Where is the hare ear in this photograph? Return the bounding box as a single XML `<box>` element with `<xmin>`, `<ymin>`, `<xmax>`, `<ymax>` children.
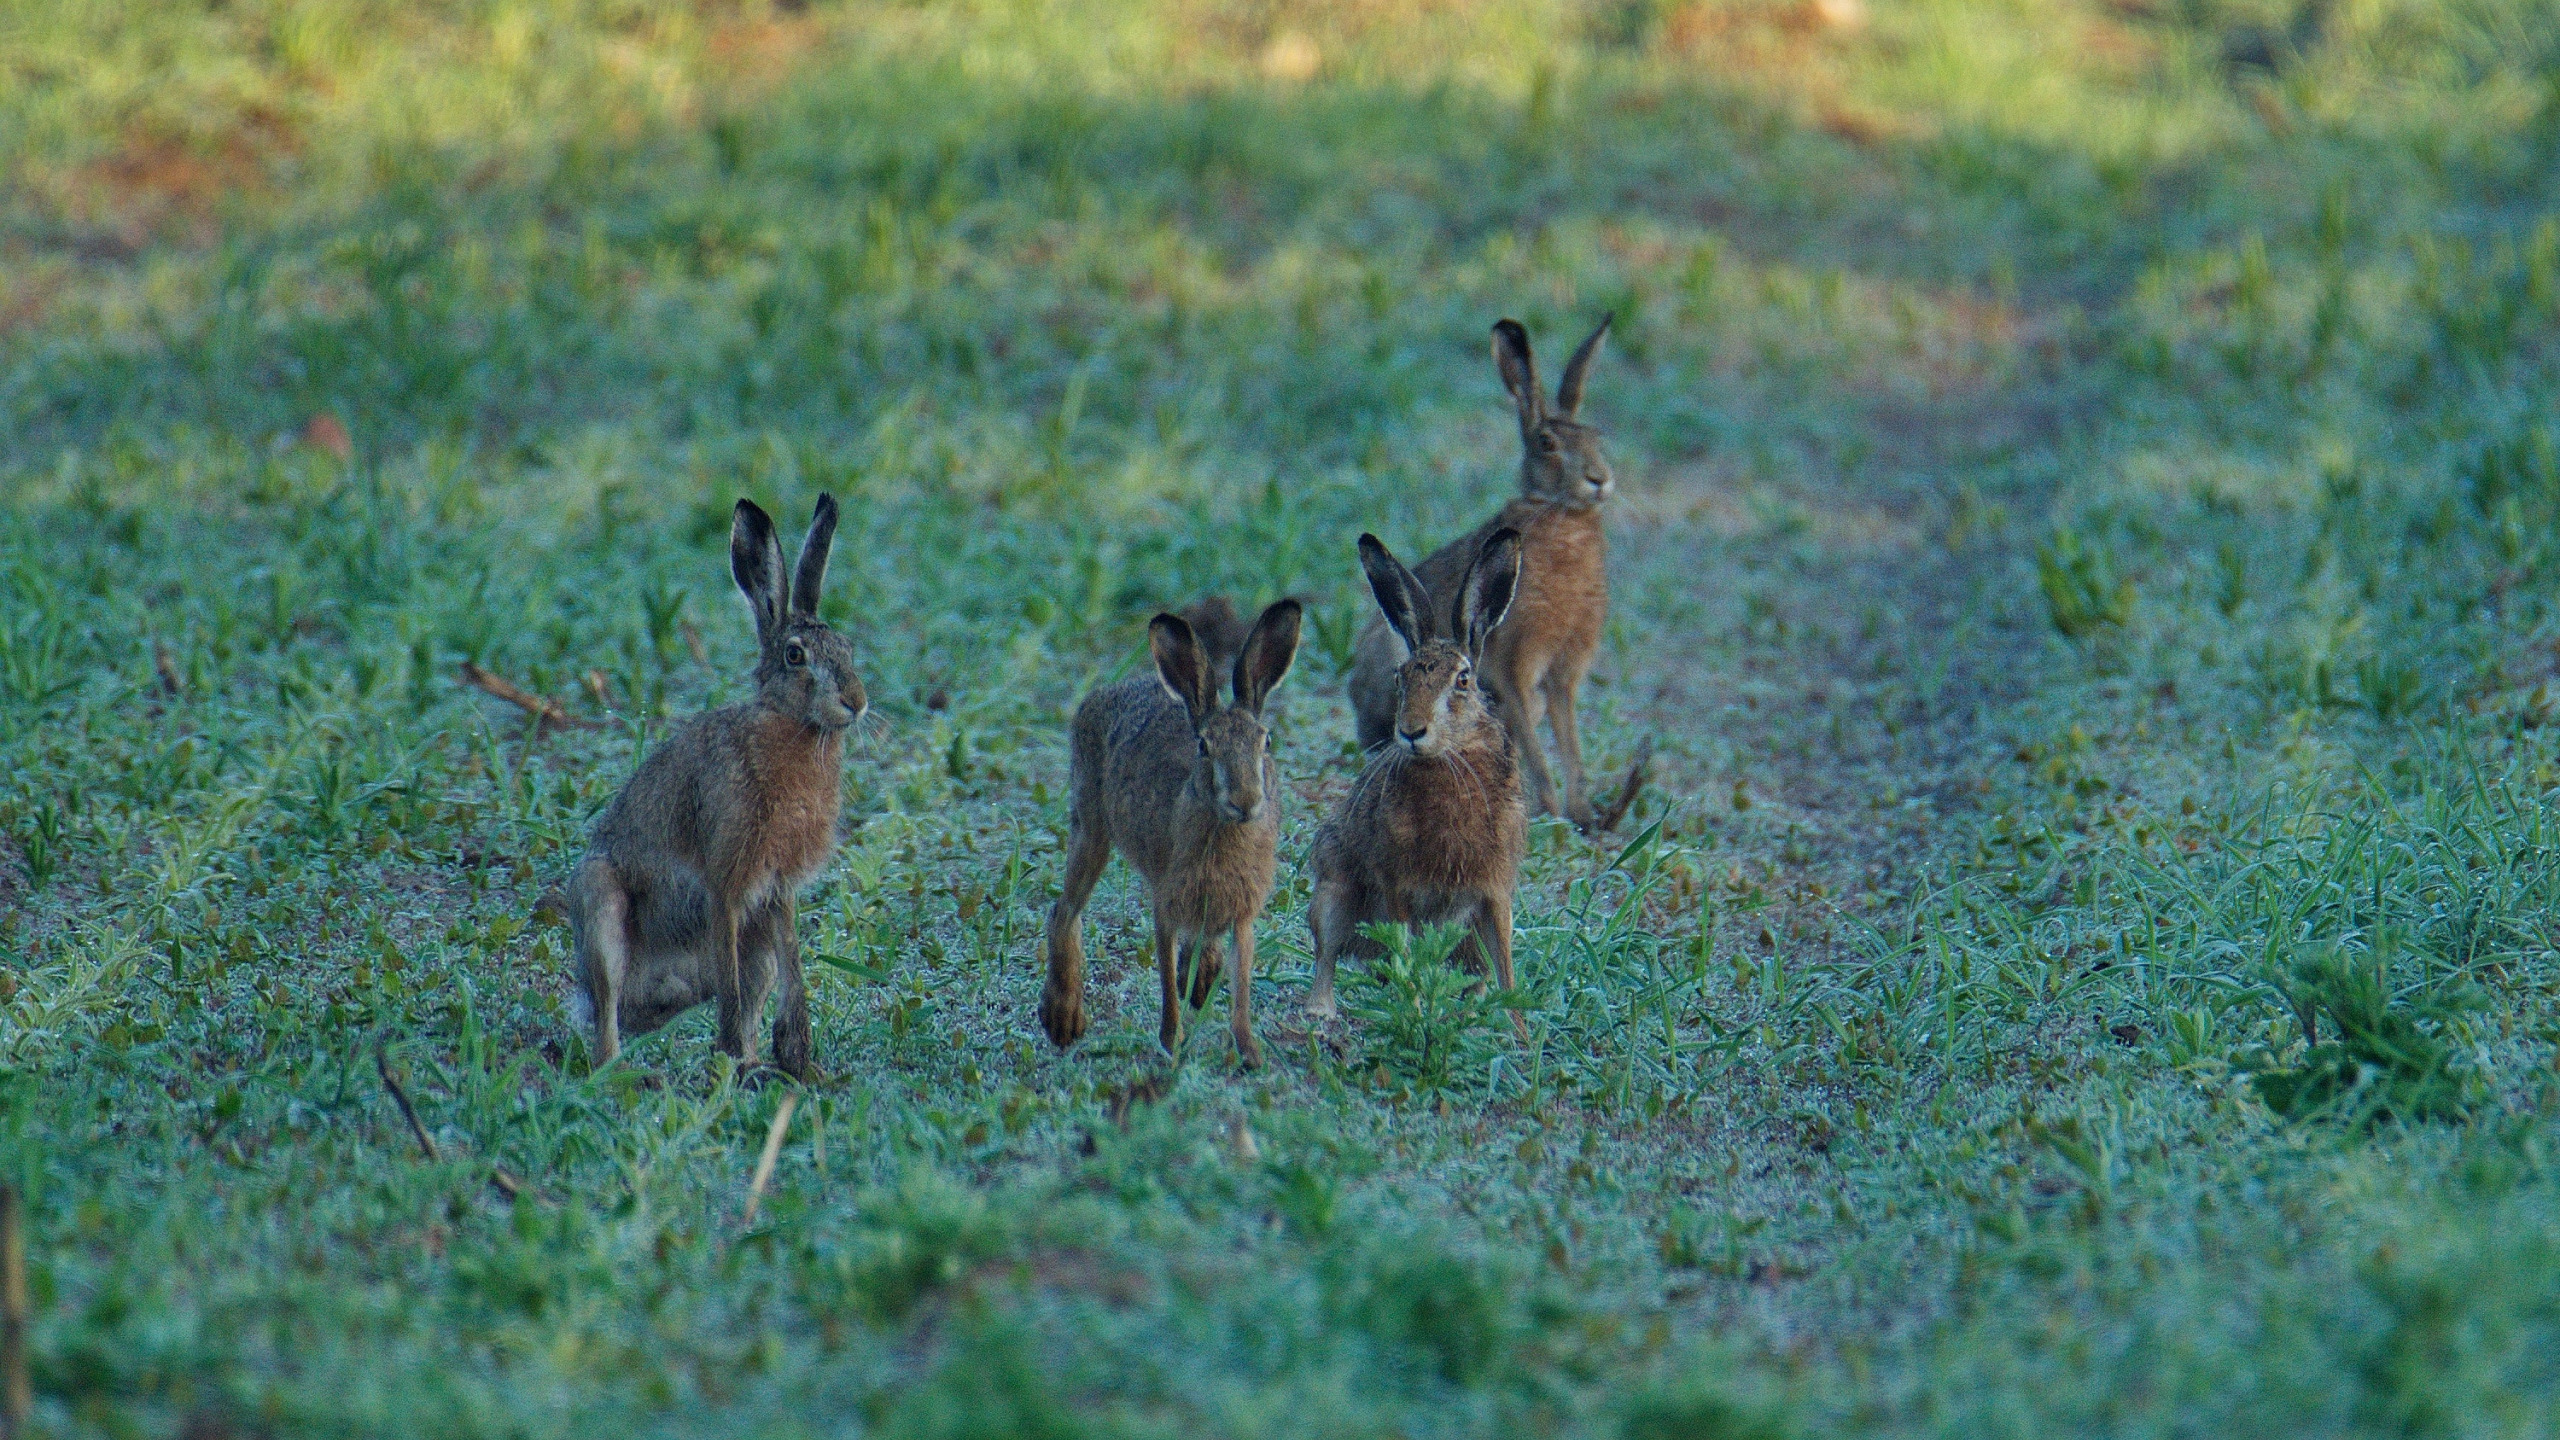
<box><xmin>1358</xmin><ymin>534</ymin><xmax>1432</xmax><ymax>652</ymax></box>
<box><xmin>1233</xmin><ymin>599</ymin><xmax>1302</xmax><ymax>717</ymax></box>
<box><xmin>1149</xmin><ymin>614</ymin><xmax>1213</xmax><ymax>727</ymax></box>
<box><xmin>792</xmin><ymin>494</ymin><xmax>838</xmax><ymax>618</ymax></box>
<box><xmin>730</xmin><ymin>499</ymin><xmax>788</xmax><ymax>645</ymax></box>
<box><xmin>1556</xmin><ymin>312</ymin><xmax>1611</xmax><ymax>418</ymax></box>
<box><xmin>1492</xmin><ymin>319</ymin><xmax>1542</xmax><ymax>439</ymax></box>
<box><xmin>1459</xmin><ymin>528</ymin><xmax>1522</xmax><ymax>658</ymax></box>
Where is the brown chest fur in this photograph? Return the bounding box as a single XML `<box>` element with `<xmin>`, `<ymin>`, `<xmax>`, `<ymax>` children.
<box><xmin>736</xmin><ymin>714</ymin><xmax>844</xmax><ymax>894</ymax></box>
<box><xmin>1328</xmin><ymin>733</ymin><xmax>1524</xmax><ymax>899</ymax></box>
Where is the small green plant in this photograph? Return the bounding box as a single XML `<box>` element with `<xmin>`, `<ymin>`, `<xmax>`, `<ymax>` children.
<box><xmin>2462</xmin><ymin>425</ymin><xmax>2560</xmax><ymax>515</ymax></box>
<box><xmin>2244</xmin><ymin>939</ymin><xmax>2487</xmax><ymax>1128</ymax></box>
<box><xmin>2353</xmin><ymin>653</ymin><xmax>2432</xmax><ymax>720</ymax></box>
<box><xmin>1346</xmin><ymin>922</ymin><xmax>1514</xmax><ymax>1095</ymax></box>
<box><xmin>2036</xmin><ymin>527</ymin><xmax>2135</xmax><ymax>639</ymax></box>
<box><xmin>797</xmin><ymin>1169</ymin><xmax>1009</xmax><ymax>1324</ymax></box>
<box><xmin>2215</xmin><ymin>540</ymin><xmax>2250</xmax><ymax>616</ymax></box>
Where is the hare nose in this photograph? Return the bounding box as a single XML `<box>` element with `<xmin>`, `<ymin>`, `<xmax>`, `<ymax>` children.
<box><xmin>1397</xmin><ymin>726</ymin><xmax>1427</xmax><ymax>744</ymax></box>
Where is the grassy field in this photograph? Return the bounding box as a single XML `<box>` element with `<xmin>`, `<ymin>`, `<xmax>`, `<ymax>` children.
<box><xmin>6</xmin><ymin>0</ymin><xmax>2560</xmax><ymax>1433</ymax></box>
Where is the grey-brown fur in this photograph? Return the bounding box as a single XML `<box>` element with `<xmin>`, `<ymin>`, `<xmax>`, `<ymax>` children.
<box><xmin>1178</xmin><ymin>596</ymin><xmax>1254</xmax><ymax>675</ymax></box>
<box><xmin>1310</xmin><ymin>530</ymin><xmax>1525</xmax><ymax>1019</ymax></box>
<box><xmin>1348</xmin><ymin>314</ymin><xmax>1616</xmax><ymax>829</ymax></box>
<box><xmin>566</xmin><ymin>497</ymin><xmax>865</xmax><ymax>1081</ymax></box>
<box><xmin>1041</xmin><ymin>599</ymin><xmax>1302</xmax><ymax>1068</ymax></box>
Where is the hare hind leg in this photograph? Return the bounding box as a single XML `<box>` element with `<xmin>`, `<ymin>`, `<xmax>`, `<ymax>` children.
<box><xmin>1308</xmin><ymin>872</ymin><xmax>1366</xmax><ymax>1021</ymax></box>
<box><xmin>569</xmin><ymin>859</ymin><xmax>632</xmax><ymax>1068</ymax></box>
<box><xmin>1041</xmin><ymin>809</ymin><xmax>1111</xmax><ymax>1049</ymax></box>
<box><xmin>1492</xmin><ymin>674</ymin><xmax>1565</xmax><ymax>822</ymax></box>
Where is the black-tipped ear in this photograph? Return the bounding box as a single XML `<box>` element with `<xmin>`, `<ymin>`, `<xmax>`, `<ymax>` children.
<box><xmin>1357</xmin><ymin>534</ymin><xmax>1432</xmax><ymax>652</ymax></box>
<box><xmin>1492</xmin><ymin>319</ymin><xmax>1541</xmax><ymax>438</ymax></box>
<box><xmin>1149</xmin><ymin>613</ymin><xmax>1213</xmax><ymax>726</ymax></box>
<box><xmin>1556</xmin><ymin>312</ymin><xmax>1611</xmax><ymax>418</ymax></box>
<box><xmin>1459</xmin><ymin>528</ymin><xmax>1522</xmax><ymax>658</ymax></box>
<box><xmin>792</xmin><ymin>494</ymin><xmax>838</xmax><ymax>617</ymax></box>
<box><xmin>1233</xmin><ymin>599</ymin><xmax>1302</xmax><ymax>716</ymax></box>
<box><xmin>731</xmin><ymin>499</ymin><xmax>787</xmax><ymax>645</ymax></box>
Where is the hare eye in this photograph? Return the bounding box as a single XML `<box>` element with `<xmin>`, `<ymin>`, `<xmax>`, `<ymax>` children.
<box><xmin>1539</xmin><ymin>433</ymin><xmax>1562</xmax><ymax>454</ymax></box>
<box><xmin>1454</xmin><ymin>670</ymin><xmax>1472</xmax><ymax>692</ymax></box>
<box><xmin>785</xmin><ymin>642</ymin><xmax>807</xmax><ymax>667</ymax></box>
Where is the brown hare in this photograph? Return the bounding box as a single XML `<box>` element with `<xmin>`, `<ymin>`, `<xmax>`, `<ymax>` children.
<box><xmin>1040</xmin><ymin>599</ymin><xmax>1303</xmax><ymax>1069</ymax></box>
<box><xmin>1348</xmin><ymin>314</ymin><xmax>1619</xmax><ymax>830</ymax></box>
<box><xmin>1309</xmin><ymin>530</ymin><xmax>1525</xmax><ymax>1020</ymax></box>
<box><xmin>565</xmin><ymin>497</ymin><xmax>864</xmax><ymax>1081</ymax></box>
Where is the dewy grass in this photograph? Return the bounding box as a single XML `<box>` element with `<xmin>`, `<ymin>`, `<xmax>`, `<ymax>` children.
<box><xmin>4</xmin><ymin>0</ymin><xmax>2560</xmax><ymax>1434</ymax></box>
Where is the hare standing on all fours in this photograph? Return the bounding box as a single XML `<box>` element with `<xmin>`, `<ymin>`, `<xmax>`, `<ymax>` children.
<box><xmin>565</xmin><ymin>496</ymin><xmax>865</xmax><ymax>1082</ymax></box>
<box><xmin>1309</xmin><ymin>529</ymin><xmax>1525</xmax><ymax>1021</ymax></box>
<box><xmin>1040</xmin><ymin>598</ymin><xmax>1303</xmax><ymax>1069</ymax></box>
<box><xmin>1347</xmin><ymin>314</ymin><xmax>1628</xmax><ymax>832</ymax></box>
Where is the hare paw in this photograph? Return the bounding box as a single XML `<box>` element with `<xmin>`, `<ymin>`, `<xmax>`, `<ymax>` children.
<box><xmin>1039</xmin><ymin>985</ymin><xmax>1087</xmax><ymax>1050</ymax></box>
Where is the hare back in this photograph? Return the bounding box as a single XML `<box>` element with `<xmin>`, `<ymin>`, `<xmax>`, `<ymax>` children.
<box><xmin>589</xmin><ymin>701</ymin><xmax>845</xmax><ymax>903</ymax></box>
<box><xmin>1075</xmin><ymin>675</ymin><xmax>1280</xmax><ymax>933</ymax></box>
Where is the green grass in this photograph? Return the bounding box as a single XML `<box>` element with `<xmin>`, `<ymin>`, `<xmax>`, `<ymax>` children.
<box><xmin>6</xmin><ymin>0</ymin><xmax>2560</xmax><ymax>1433</ymax></box>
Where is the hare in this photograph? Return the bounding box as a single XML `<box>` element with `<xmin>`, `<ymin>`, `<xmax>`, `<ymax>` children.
<box><xmin>1348</xmin><ymin>314</ymin><xmax>1619</xmax><ymax>830</ymax></box>
<box><xmin>565</xmin><ymin>497</ymin><xmax>865</xmax><ymax>1081</ymax></box>
<box><xmin>1040</xmin><ymin>599</ymin><xmax>1303</xmax><ymax>1068</ymax></box>
<box><xmin>1309</xmin><ymin>530</ymin><xmax>1525</xmax><ymax>1020</ymax></box>
<box><xmin>1178</xmin><ymin>596</ymin><xmax>1254</xmax><ymax>675</ymax></box>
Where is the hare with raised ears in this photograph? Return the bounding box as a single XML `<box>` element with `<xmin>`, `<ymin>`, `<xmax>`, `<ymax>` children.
<box><xmin>565</xmin><ymin>497</ymin><xmax>865</xmax><ymax>1081</ymax></box>
<box><xmin>1040</xmin><ymin>599</ymin><xmax>1302</xmax><ymax>1069</ymax></box>
<box><xmin>1348</xmin><ymin>314</ymin><xmax>1620</xmax><ymax>830</ymax></box>
<box><xmin>1310</xmin><ymin>530</ymin><xmax>1525</xmax><ymax>1020</ymax></box>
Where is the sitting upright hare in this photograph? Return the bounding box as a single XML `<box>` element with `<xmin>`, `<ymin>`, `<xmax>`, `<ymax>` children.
<box><xmin>1348</xmin><ymin>315</ymin><xmax>1624</xmax><ymax>830</ymax></box>
<box><xmin>1041</xmin><ymin>599</ymin><xmax>1302</xmax><ymax>1068</ymax></box>
<box><xmin>566</xmin><ymin>497</ymin><xmax>864</xmax><ymax>1081</ymax></box>
<box><xmin>1309</xmin><ymin>530</ymin><xmax>1524</xmax><ymax>1020</ymax></box>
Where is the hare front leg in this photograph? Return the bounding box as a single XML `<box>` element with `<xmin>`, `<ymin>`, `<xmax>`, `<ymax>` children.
<box><xmin>569</xmin><ymin>860</ymin><xmax>629</xmax><ymax>1069</ymax></box>
<box><xmin>765</xmin><ymin>896</ymin><xmax>819</xmax><ymax>1082</ymax></box>
<box><xmin>737</xmin><ymin>899</ymin><xmax>788</xmax><ymax>1069</ymax></box>
<box><xmin>1474</xmin><ymin>890</ymin><xmax>1529</xmax><ymax>1041</ymax></box>
<box><xmin>1040</xmin><ymin>812</ymin><xmax>1110</xmax><ymax>1049</ymax></box>
<box><xmin>1541</xmin><ymin>664</ymin><xmax>1596</xmax><ymax>830</ymax></box>
<box><xmin>1153</xmin><ymin>918</ymin><xmax>1183</xmax><ymax>1055</ymax></box>
<box><xmin>710</xmin><ymin>899</ymin><xmax>753</xmax><ymax>1066</ymax></box>
<box><xmin>1228</xmin><ymin>920</ymin><xmax>1263</xmax><ymax>1070</ymax></box>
